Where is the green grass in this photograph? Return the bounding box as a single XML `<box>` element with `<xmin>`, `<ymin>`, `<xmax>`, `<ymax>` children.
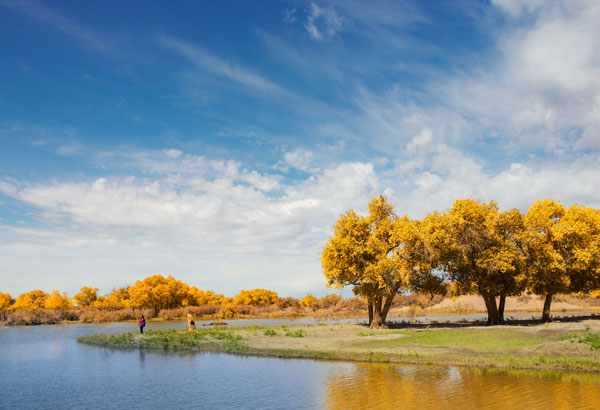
<box><xmin>78</xmin><ymin>328</ymin><xmax>244</xmax><ymax>349</ymax></box>
<box><xmin>285</xmin><ymin>329</ymin><xmax>306</xmax><ymax>338</ymax></box>
<box><xmin>566</xmin><ymin>331</ymin><xmax>600</xmax><ymax>350</ymax></box>
<box><xmin>264</xmin><ymin>329</ymin><xmax>278</xmax><ymax>336</ymax></box>
<box><xmin>79</xmin><ymin>331</ymin><xmax>136</xmax><ymax>345</ymax></box>
<box><xmin>373</xmin><ymin>328</ymin><xmax>556</xmax><ymax>352</ymax></box>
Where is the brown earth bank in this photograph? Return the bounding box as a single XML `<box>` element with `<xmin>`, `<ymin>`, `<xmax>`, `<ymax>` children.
<box><xmin>3</xmin><ymin>293</ymin><xmax>600</xmax><ymax>326</ymax></box>
<box><xmin>78</xmin><ymin>317</ymin><xmax>600</xmax><ymax>374</ymax></box>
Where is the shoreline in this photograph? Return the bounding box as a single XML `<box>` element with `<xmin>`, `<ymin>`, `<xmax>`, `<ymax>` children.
<box><xmin>4</xmin><ymin>309</ymin><xmax>600</xmax><ymax>327</ymax></box>
<box><xmin>78</xmin><ymin>318</ymin><xmax>600</xmax><ymax>374</ymax></box>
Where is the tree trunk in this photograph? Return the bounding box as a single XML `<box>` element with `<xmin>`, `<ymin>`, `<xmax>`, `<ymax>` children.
<box><xmin>381</xmin><ymin>282</ymin><xmax>402</xmax><ymax>323</ymax></box>
<box><xmin>497</xmin><ymin>294</ymin><xmax>506</xmax><ymax>324</ymax></box>
<box><xmin>483</xmin><ymin>294</ymin><xmax>501</xmax><ymax>325</ymax></box>
<box><xmin>369</xmin><ymin>296</ymin><xmax>385</xmax><ymax>328</ymax></box>
<box><xmin>368</xmin><ymin>302</ymin><xmax>374</xmax><ymax>327</ymax></box>
<box><xmin>542</xmin><ymin>294</ymin><xmax>553</xmax><ymax>322</ymax></box>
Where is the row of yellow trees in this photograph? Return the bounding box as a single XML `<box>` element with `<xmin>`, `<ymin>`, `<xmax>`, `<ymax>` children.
<box><xmin>322</xmin><ymin>197</ymin><xmax>600</xmax><ymax>328</ymax></box>
<box><xmin>0</xmin><ymin>274</ymin><xmax>333</xmax><ymax>316</ymax></box>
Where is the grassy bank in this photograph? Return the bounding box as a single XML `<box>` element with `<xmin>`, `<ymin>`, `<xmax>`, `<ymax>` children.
<box><xmin>78</xmin><ymin>319</ymin><xmax>600</xmax><ymax>373</ymax></box>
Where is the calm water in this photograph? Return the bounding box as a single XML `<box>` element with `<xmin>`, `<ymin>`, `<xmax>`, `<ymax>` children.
<box><xmin>1</xmin><ymin>321</ymin><xmax>600</xmax><ymax>410</ymax></box>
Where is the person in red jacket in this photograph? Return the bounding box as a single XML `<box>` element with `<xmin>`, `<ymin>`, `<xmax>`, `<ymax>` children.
<box><xmin>139</xmin><ymin>315</ymin><xmax>146</xmax><ymax>334</ymax></box>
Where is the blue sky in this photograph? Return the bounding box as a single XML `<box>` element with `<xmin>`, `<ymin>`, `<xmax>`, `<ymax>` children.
<box><xmin>1</xmin><ymin>0</ymin><xmax>599</xmax><ymax>298</ymax></box>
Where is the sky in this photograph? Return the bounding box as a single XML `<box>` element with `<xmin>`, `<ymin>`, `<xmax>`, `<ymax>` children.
<box><xmin>1</xmin><ymin>0</ymin><xmax>599</xmax><ymax>298</ymax></box>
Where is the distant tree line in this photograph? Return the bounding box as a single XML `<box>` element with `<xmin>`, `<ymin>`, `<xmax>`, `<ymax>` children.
<box><xmin>0</xmin><ymin>274</ymin><xmax>347</xmax><ymax>318</ymax></box>
<box><xmin>322</xmin><ymin>197</ymin><xmax>600</xmax><ymax>328</ymax></box>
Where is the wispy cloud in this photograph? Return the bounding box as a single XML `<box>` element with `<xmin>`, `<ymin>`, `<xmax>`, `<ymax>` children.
<box><xmin>0</xmin><ymin>0</ymin><xmax>120</xmax><ymax>57</ymax></box>
<box><xmin>304</xmin><ymin>2</ymin><xmax>344</xmax><ymax>41</ymax></box>
<box><xmin>283</xmin><ymin>8</ymin><xmax>297</xmax><ymax>24</ymax></box>
<box><xmin>158</xmin><ymin>35</ymin><xmax>286</xmax><ymax>96</ymax></box>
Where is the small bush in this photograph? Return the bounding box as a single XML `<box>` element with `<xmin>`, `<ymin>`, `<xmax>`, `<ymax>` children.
<box><xmin>78</xmin><ymin>307</ymin><xmax>144</xmax><ymax>323</ymax></box>
<box><xmin>276</xmin><ymin>297</ymin><xmax>301</xmax><ymax>311</ymax></box>
<box><xmin>218</xmin><ymin>304</ymin><xmax>257</xmax><ymax>319</ymax></box>
<box><xmin>318</xmin><ymin>294</ymin><xmax>342</xmax><ymax>309</ymax></box>
<box><xmin>6</xmin><ymin>309</ymin><xmax>65</xmax><ymax>325</ymax></box>
<box><xmin>264</xmin><ymin>329</ymin><xmax>278</xmax><ymax>336</ymax></box>
<box><xmin>285</xmin><ymin>329</ymin><xmax>306</xmax><ymax>338</ymax></box>
<box><xmin>333</xmin><ymin>297</ymin><xmax>366</xmax><ymax>312</ymax></box>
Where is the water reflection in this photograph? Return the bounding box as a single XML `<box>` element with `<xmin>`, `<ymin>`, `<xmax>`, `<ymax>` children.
<box><xmin>324</xmin><ymin>363</ymin><xmax>600</xmax><ymax>410</ymax></box>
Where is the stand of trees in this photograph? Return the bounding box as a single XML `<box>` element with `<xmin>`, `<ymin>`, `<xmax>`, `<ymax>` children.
<box><xmin>322</xmin><ymin>197</ymin><xmax>600</xmax><ymax>328</ymax></box>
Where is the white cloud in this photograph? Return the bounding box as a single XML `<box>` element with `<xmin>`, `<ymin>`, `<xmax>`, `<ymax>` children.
<box><xmin>443</xmin><ymin>0</ymin><xmax>600</xmax><ymax>152</ymax></box>
<box><xmin>163</xmin><ymin>148</ymin><xmax>183</xmax><ymax>159</ymax></box>
<box><xmin>305</xmin><ymin>3</ymin><xmax>344</xmax><ymax>41</ymax></box>
<box><xmin>3</xmin><ymin>142</ymin><xmax>600</xmax><ymax>297</ymax></box>
<box><xmin>0</xmin><ymin>149</ymin><xmax>385</xmax><ymax>296</ymax></box>
<box><xmin>283</xmin><ymin>148</ymin><xmax>315</xmax><ymax>171</ymax></box>
<box><xmin>0</xmin><ymin>180</ymin><xmax>17</xmax><ymax>196</ymax></box>
<box><xmin>574</xmin><ymin>127</ymin><xmax>600</xmax><ymax>150</ymax></box>
<box><xmin>406</xmin><ymin>128</ymin><xmax>433</xmax><ymax>152</ymax></box>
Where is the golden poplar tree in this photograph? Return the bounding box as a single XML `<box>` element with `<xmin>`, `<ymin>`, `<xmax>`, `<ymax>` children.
<box><xmin>12</xmin><ymin>290</ymin><xmax>48</xmax><ymax>310</ymax></box>
<box><xmin>444</xmin><ymin>199</ymin><xmax>526</xmax><ymax>324</ymax></box>
<box><xmin>323</xmin><ymin>196</ymin><xmax>413</xmax><ymax>328</ymax></box>
<box><xmin>44</xmin><ymin>290</ymin><xmax>73</xmax><ymax>309</ymax></box>
<box><xmin>525</xmin><ymin>200</ymin><xmax>600</xmax><ymax>321</ymax></box>
<box><xmin>0</xmin><ymin>292</ymin><xmax>14</xmax><ymax>310</ymax></box>
<box><xmin>73</xmin><ymin>287</ymin><xmax>98</xmax><ymax>307</ymax></box>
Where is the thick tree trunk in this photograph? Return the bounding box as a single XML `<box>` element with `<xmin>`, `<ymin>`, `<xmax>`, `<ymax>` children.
<box><xmin>368</xmin><ymin>302</ymin><xmax>374</xmax><ymax>327</ymax></box>
<box><xmin>381</xmin><ymin>283</ymin><xmax>402</xmax><ymax>322</ymax></box>
<box><xmin>369</xmin><ymin>283</ymin><xmax>402</xmax><ymax>329</ymax></box>
<box><xmin>370</xmin><ymin>296</ymin><xmax>385</xmax><ymax>328</ymax></box>
<box><xmin>483</xmin><ymin>294</ymin><xmax>501</xmax><ymax>325</ymax></box>
<box><xmin>497</xmin><ymin>294</ymin><xmax>506</xmax><ymax>324</ymax></box>
<box><xmin>542</xmin><ymin>294</ymin><xmax>553</xmax><ymax>322</ymax></box>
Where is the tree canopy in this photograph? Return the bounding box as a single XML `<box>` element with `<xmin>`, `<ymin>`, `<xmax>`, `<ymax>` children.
<box><xmin>323</xmin><ymin>196</ymin><xmax>600</xmax><ymax>325</ymax></box>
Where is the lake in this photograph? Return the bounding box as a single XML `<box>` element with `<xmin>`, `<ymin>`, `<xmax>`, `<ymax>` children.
<box><xmin>2</xmin><ymin>320</ymin><xmax>600</xmax><ymax>409</ymax></box>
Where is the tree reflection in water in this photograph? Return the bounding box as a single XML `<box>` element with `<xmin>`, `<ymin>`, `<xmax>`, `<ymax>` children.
<box><xmin>324</xmin><ymin>362</ymin><xmax>600</xmax><ymax>409</ymax></box>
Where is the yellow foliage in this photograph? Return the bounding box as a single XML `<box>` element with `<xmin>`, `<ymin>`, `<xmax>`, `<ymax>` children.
<box><xmin>300</xmin><ymin>294</ymin><xmax>317</xmax><ymax>308</ymax></box>
<box><xmin>102</xmin><ymin>286</ymin><xmax>131</xmax><ymax>310</ymax></box>
<box><xmin>187</xmin><ymin>287</ymin><xmax>227</xmax><ymax>305</ymax></box>
<box><xmin>322</xmin><ymin>196</ymin><xmax>439</xmax><ymax>327</ymax></box>
<box><xmin>0</xmin><ymin>292</ymin><xmax>14</xmax><ymax>310</ymax></box>
<box><xmin>127</xmin><ymin>274</ymin><xmax>191</xmax><ymax>314</ymax></box>
<box><xmin>44</xmin><ymin>290</ymin><xmax>73</xmax><ymax>309</ymax></box>
<box><xmin>73</xmin><ymin>287</ymin><xmax>98</xmax><ymax>307</ymax></box>
<box><xmin>233</xmin><ymin>289</ymin><xmax>278</xmax><ymax>305</ymax></box>
<box><xmin>12</xmin><ymin>290</ymin><xmax>48</xmax><ymax>310</ymax></box>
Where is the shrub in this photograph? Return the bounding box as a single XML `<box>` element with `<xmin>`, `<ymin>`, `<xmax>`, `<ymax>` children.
<box><xmin>333</xmin><ymin>297</ymin><xmax>366</xmax><ymax>312</ymax></box>
<box><xmin>300</xmin><ymin>294</ymin><xmax>317</xmax><ymax>308</ymax></box>
<box><xmin>78</xmin><ymin>307</ymin><xmax>147</xmax><ymax>323</ymax></box>
<box><xmin>6</xmin><ymin>309</ymin><xmax>64</xmax><ymax>325</ymax></box>
<box><xmin>218</xmin><ymin>304</ymin><xmax>257</xmax><ymax>319</ymax></box>
<box><xmin>264</xmin><ymin>329</ymin><xmax>278</xmax><ymax>336</ymax></box>
<box><xmin>318</xmin><ymin>294</ymin><xmax>342</xmax><ymax>309</ymax></box>
<box><xmin>285</xmin><ymin>329</ymin><xmax>306</xmax><ymax>337</ymax></box>
<box><xmin>276</xmin><ymin>297</ymin><xmax>301</xmax><ymax>311</ymax></box>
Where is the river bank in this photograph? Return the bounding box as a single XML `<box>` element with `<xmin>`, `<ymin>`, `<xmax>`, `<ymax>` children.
<box><xmin>78</xmin><ymin>317</ymin><xmax>600</xmax><ymax>373</ymax></box>
<box><xmin>5</xmin><ymin>293</ymin><xmax>600</xmax><ymax>326</ymax></box>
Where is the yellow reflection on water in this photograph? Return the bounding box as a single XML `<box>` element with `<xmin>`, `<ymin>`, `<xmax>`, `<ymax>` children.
<box><xmin>324</xmin><ymin>362</ymin><xmax>600</xmax><ymax>410</ymax></box>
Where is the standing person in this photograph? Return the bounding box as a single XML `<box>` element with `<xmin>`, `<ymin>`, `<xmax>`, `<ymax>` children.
<box><xmin>139</xmin><ymin>315</ymin><xmax>146</xmax><ymax>334</ymax></box>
